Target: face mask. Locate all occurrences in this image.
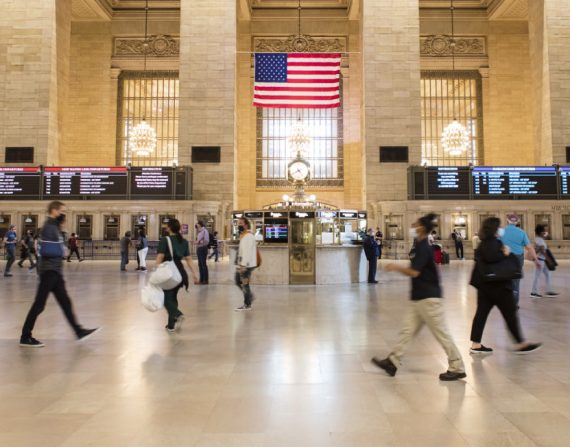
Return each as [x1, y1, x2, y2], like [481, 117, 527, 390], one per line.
[543, 233, 548, 238]
[238, 225, 245, 233]
[408, 227, 417, 239]
[56, 213, 66, 223]
[498, 227, 505, 238]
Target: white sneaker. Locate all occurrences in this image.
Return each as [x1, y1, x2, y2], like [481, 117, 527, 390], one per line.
[234, 305, 252, 312]
[174, 315, 185, 331]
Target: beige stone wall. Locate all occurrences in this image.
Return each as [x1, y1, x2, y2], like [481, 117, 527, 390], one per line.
[60, 22, 116, 166]
[178, 0, 235, 203]
[0, 0, 61, 165]
[484, 22, 535, 166]
[363, 0, 422, 206]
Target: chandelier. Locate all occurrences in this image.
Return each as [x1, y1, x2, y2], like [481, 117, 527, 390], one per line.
[129, 0, 156, 158]
[287, 118, 311, 158]
[441, 0, 469, 157]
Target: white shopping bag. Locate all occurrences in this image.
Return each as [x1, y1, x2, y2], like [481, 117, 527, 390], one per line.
[141, 283, 164, 312]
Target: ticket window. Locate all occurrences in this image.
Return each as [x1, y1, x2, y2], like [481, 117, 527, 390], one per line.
[385, 215, 404, 240]
[452, 215, 468, 240]
[0, 215, 11, 239]
[22, 215, 39, 235]
[316, 213, 339, 246]
[104, 215, 120, 241]
[159, 215, 176, 239]
[77, 215, 93, 240]
[535, 214, 552, 240]
[132, 215, 147, 238]
[562, 215, 570, 240]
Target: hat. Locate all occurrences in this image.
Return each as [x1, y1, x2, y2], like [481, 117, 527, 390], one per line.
[506, 214, 520, 224]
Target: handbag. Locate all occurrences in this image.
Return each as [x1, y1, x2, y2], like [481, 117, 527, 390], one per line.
[149, 236, 182, 290]
[141, 283, 164, 312]
[544, 249, 558, 271]
[39, 239, 64, 258]
[477, 253, 522, 282]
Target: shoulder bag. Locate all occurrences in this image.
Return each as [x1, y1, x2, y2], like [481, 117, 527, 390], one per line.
[477, 253, 522, 283]
[149, 236, 183, 290]
[39, 239, 64, 258]
[544, 248, 558, 271]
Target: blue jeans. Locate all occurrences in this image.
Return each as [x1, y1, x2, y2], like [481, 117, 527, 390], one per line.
[512, 254, 525, 305]
[5, 247, 15, 274]
[120, 251, 128, 271]
[197, 246, 209, 283]
[235, 268, 254, 306]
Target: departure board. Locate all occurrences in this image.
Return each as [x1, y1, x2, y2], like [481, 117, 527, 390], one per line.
[560, 167, 570, 196]
[43, 167, 128, 199]
[427, 167, 470, 198]
[130, 167, 175, 199]
[0, 167, 42, 199]
[472, 167, 558, 198]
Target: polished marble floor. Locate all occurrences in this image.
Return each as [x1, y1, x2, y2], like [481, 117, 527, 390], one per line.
[1, 259, 570, 446]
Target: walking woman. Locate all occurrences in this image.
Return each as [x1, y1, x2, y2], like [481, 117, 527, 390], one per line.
[137, 228, 148, 272]
[155, 219, 199, 332]
[530, 224, 559, 298]
[469, 217, 542, 355]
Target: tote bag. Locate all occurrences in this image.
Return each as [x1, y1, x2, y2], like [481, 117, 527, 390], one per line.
[149, 236, 182, 290]
[141, 283, 164, 312]
[478, 253, 522, 283]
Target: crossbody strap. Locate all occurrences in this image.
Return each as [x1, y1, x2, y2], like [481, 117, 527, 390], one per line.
[166, 236, 174, 260]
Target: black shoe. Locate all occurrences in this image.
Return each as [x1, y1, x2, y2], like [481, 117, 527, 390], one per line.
[77, 327, 101, 342]
[439, 371, 467, 381]
[368, 280, 378, 284]
[135, 267, 141, 271]
[140, 267, 147, 271]
[530, 293, 542, 298]
[66, 260, 72, 263]
[19, 336, 44, 348]
[4, 273, 12, 277]
[546, 292, 560, 297]
[165, 325, 175, 333]
[371, 357, 397, 377]
[514, 343, 542, 355]
[470, 345, 493, 355]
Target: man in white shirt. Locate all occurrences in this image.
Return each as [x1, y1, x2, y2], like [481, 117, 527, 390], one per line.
[235, 217, 257, 311]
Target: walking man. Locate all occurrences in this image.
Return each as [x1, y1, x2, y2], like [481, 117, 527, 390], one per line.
[371, 213, 466, 381]
[3, 224, 17, 277]
[66, 233, 82, 262]
[500, 214, 540, 306]
[363, 228, 380, 284]
[235, 217, 257, 311]
[120, 231, 132, 271]
[195, 220, 209, 284]
[20, 201, 99, 348]
[208, 231, 219, 262]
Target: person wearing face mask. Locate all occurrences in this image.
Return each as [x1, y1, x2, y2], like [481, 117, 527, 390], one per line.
[19, 201, 100, 348]
[371, 213, 467, 381]
[235, 217, 257, 311]
[531, 225, 559, 298]
[469, 217, 542, 355]
[500, 214, 540, 306]
[194, 220, 210, 284]
[363, 228, 380, 284]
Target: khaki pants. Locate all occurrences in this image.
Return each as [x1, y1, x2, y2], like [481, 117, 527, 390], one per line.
[389, 298, 465, 374]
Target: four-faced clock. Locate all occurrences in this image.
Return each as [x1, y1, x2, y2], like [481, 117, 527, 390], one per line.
[288, 159, 311, 182]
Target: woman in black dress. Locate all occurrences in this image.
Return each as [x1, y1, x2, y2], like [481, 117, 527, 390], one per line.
[469, 217, 542, 354]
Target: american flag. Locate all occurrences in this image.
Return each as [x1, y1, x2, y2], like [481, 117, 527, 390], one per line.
[253, 53, 341, 109]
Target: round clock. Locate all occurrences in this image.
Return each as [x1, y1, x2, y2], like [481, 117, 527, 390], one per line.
[288, 160, 310, 182]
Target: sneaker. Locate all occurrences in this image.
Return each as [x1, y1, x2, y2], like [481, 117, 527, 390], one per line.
[530, 293, 542, 298]
[470, 345, 493, 355]
[3, 273, 12, 277]
[140, 267, 147, 272]
[76, 327, 101, 342]
[439, 371, 467, 381]
[165, 325, 175, 333]
[19, 337, 44, 348]
[174, 315, 185, 331]
[234, 305, 252, 312]
[546, 292, 560, 297]
[371, 357, 397, 377]
[514, 343, 543, 355]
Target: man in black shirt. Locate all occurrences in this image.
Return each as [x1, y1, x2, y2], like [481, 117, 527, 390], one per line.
[371, 213, 466, 381]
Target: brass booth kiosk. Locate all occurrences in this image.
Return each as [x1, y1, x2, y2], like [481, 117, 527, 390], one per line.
[228, 208, 369, 285]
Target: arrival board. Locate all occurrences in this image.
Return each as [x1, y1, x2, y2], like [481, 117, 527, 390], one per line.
[472, 166, 558, 198]
[0, 167, 42, 199]
[43, 167, 128, 199]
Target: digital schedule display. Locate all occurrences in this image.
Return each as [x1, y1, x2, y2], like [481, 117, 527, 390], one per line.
[130, 167, 175, 199]
[472, 167, 558, 199]
[264, 224, 288, 242]
[43, 167, 128, 199]
[427, 167, 470, 198]
[560, 167, 570, 197]
[0, 167, 41, 199]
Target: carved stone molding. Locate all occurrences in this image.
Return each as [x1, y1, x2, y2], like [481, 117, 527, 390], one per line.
[421, 35, 486, 57]
[114, 35, 180, 57]
[254, 34, 346, 53]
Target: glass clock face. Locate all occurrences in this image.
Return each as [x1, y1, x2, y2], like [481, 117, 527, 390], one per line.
[289, 161, 309, 181]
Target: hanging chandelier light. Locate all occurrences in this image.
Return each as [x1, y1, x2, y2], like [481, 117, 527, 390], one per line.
[129, 0, 156, 158]
[441, 0, 469, 157]
[287, 118, 312, 158]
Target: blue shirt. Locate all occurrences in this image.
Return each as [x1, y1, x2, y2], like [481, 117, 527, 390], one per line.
[4, 230, 17, 249]
[501, 224, 530, 256]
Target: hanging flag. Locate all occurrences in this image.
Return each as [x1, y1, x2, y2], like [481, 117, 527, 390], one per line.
[253, 53, 341, 109]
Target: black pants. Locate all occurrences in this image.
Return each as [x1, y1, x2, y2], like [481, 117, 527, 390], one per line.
[164, 285, 183, 329]
[378, 246, 382, 260]
[470, 288, 524, 344]
[367, 256, 377, 282]
[455, 242, 464, 259]
[235, 268, 254, 306]
[197, 246, 209, 283]
[67, 247, 81, 261]
[21, 270, 82, 338]
[5, 248, 15, 273]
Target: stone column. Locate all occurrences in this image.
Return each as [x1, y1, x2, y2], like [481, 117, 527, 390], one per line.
[178, 0, 236, 203]
[362, 0, 422, 206]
